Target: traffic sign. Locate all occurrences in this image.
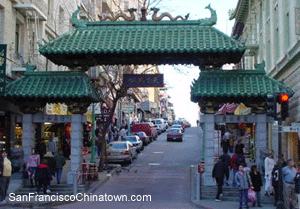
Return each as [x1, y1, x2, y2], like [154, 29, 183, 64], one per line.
[281, 126, 300, 132]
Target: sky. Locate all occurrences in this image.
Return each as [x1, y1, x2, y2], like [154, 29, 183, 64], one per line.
[156, 0, 239, 126]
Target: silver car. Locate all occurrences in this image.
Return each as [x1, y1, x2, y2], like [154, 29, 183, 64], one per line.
[123, 136, 143, 152]
[106, 141, 137, 164]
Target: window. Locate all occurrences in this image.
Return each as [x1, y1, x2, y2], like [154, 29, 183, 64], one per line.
[0, 6, 4, 44]
[124, 1, 129, 12]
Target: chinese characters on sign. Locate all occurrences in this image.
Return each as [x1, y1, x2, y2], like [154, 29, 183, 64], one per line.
[123, 74, 164, 87]
[0, 45, 7, 96]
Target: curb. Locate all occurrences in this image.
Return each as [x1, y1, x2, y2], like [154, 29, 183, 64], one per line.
[5, 166, 120, 208]
[191, 199, 215, 209]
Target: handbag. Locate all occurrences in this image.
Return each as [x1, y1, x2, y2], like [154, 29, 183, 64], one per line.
[247, 187, 256, 203]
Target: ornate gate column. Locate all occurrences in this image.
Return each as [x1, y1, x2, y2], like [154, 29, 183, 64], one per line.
[200, 114, 215, 186]
[67, 114, 84, 184]
[255, 114, 268, 171]
[22, 114, 35, 165]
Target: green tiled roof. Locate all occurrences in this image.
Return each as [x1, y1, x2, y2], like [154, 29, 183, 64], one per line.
[5, 71, 100, 103]
[39, 20, 245, 67]
[229, 0, 249, 22]
[191, 69, 294, 103]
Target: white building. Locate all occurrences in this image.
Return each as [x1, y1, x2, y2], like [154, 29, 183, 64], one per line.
[230, 0, 300, 160]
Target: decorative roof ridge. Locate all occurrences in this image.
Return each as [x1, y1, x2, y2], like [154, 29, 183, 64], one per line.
[71, 4, 217, 28]
[229, 0, 249, 22]
[24, 71, 87, 76]
[84, 19, 214, 27]
[200, 69, 266, 75]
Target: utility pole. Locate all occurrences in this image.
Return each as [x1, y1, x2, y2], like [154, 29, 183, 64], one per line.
[276, 118, 283, 209]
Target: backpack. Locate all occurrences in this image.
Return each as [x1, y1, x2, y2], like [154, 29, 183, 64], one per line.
[236, 154, 244, 167]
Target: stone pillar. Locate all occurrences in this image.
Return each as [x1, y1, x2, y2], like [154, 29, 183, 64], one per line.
[67, 114, 84, 184]
[201, 114, 215, 186]
[22, 114, 35, 164]
[255, 114, 268, 172]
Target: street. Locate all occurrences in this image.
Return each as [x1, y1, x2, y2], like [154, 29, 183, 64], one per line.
[56, 127, 201, 209]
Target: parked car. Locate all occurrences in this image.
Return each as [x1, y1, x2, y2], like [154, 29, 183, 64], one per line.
[123, 136, 143, 152]
[171, 124, 184, 133]
[106, 141, 137, 164]
[154, 124, 162, 135]
[152, 118, 166, 132]
[131, 123, 157, 141]
[134, 132, 150, 146]
[167, 128, 183, 142]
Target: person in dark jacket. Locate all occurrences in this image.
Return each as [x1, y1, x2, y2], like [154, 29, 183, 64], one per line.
[230, 152, 246, 187]
[249, 165, 263, 207]
[272, 163, 279, 206]
[34, 159, 52, 194]
[43, 151, 56, 193]
[220, 152, 231, 186]
[54, 150, 66, 184]
[212, 157, 229, 201]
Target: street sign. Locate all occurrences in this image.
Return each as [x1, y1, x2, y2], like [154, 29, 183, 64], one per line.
[281, 126, 300, 132]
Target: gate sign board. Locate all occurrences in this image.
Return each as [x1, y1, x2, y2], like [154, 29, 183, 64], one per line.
[281, 126, 300, 132]
[123, 74, 164, 87]
[0, 45, 7, 96]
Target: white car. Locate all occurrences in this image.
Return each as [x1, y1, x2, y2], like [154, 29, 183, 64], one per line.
[106, 141, 137, 164]
[123, 136, 143, 152]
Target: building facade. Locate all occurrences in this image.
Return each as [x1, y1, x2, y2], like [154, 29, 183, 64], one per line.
[231, 0, 300, 162]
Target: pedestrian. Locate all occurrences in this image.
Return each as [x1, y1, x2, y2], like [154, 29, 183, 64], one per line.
[35, 139, 46, 160]
[26, 148, 40, 187]
[294, 164, 300, 209]
[235, 164, 252, 209]
[264, 151, 275, 196]
[221, 133, 230, 154]
[0, 150, 12, 205]
[54, 150, 66, 184]
[271, 162, 279, 206]
[235, 138, 245, 155]
[119, 127, 126, 140]
[249, 165, 263, 207]
[46, 137, 57, 155]
[34, 159, 52, 194]
[230, 151, 246, 187]
[220, 151, 231, 186]
[43, 151, 56, 193]
[212, 157, 229, 201]
[282, 159, 297, 209]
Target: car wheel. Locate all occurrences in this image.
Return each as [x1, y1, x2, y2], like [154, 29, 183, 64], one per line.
[141, 146, 144, 151]
[127, 156, 133, 164]
[134, 153, 138, 159]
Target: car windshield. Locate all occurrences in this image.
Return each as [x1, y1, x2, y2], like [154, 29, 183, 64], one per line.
[173, 125, 181, 128]
[124, 136, 137, 142]
[136, 132, 145, 136]
[155, 120, 162, 124]
[170, 129, 180, 133]
[110, 143, 127, 149]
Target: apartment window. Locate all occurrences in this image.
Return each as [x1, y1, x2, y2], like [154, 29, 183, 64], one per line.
[0, 6, 4, 44]
[284, 13, 290, 51]
[59, 7, 64, 33]
[15, 24, 20, 53]
[124, 1, 129, 12]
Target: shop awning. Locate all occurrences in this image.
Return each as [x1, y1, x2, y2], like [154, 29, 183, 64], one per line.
[191, 63, 294, 103]
[39, 8, 245, 68]
[5, 71, 100, 104]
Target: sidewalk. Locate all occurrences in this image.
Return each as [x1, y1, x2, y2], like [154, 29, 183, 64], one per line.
[3, 153, 120, 208]
[193, 200, 275, 209]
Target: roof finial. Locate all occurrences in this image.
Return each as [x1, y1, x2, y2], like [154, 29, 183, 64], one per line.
[98, 8, 137, 22]
[198, 4, 217, 26]
[150, 8, 189, 22]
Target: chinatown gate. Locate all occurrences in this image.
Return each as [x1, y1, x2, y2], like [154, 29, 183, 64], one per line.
[5, 5, 293, 185]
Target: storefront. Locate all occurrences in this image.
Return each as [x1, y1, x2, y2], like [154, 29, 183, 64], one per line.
[191, 64, 294, 186]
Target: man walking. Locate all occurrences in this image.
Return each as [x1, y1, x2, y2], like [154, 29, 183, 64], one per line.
[0, 150, 12, 204]
[282, 159, 297, 209]
[212, 157, 229, 201]
[264, 151, 275, 196]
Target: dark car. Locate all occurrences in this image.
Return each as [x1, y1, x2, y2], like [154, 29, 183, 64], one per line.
[134, 132, 150, 146]
[167, 128, 183, 142]
[131, 123, 157, 141]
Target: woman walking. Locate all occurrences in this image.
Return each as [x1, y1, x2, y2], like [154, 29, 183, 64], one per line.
[26, 148, 40, 187]
[249, 165, 263, 207]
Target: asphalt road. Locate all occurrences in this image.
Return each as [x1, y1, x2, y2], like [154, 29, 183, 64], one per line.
[56, 127, 202, 209]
